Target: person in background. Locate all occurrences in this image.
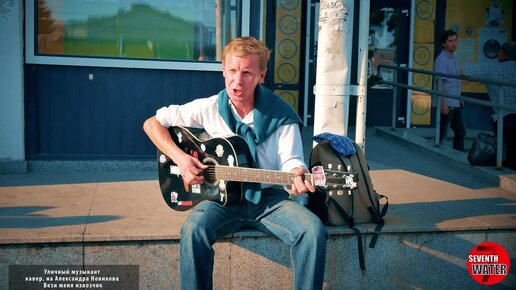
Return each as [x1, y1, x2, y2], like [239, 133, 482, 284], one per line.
[143, 37, 328, 290]
[463, 41, 516, 170]
[434, 29, 466, 151]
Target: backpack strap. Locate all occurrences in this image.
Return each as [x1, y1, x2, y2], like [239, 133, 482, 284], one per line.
[328, 198, 366, 271]
[352, 143, 389, 223]
[368, 222, 385, 249]
[377, 193, 389, 219]
[327, 198, 354, 228]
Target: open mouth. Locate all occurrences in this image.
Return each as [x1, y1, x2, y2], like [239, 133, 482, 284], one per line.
[232, 89, 242, 97]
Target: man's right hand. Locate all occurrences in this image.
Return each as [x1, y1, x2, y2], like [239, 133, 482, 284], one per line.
[441, 105, 449, 115]
[441, 98, 449, 115]
[174, 153, 208, 185]
[143, 116, 208, 185]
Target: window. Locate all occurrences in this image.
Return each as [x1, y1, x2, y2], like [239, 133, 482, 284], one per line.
[27, 0, 251, 70]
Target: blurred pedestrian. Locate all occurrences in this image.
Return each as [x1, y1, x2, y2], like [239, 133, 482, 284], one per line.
[464, 41, 516, 169]
[434, 29, 466, 151]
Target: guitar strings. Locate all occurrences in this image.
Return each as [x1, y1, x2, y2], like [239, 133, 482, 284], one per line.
[202, 166, 217, 179]
[199, 165, 304, 184]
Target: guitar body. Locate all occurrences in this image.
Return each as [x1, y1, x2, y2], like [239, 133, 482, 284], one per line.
[157, 126, 254, 211]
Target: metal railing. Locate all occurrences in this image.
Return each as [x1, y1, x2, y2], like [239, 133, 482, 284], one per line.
[377, 64, 516, 169]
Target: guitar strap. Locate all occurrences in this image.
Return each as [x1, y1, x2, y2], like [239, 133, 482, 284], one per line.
[217, 84, 302, 204]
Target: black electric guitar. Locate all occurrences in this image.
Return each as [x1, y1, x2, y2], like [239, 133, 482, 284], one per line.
[157, 126, 357, 211]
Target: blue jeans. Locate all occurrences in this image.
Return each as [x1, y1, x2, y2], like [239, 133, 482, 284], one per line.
[180, 187, 328, 290]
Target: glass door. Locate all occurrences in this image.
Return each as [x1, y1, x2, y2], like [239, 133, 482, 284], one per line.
[367, 0, 411, 126]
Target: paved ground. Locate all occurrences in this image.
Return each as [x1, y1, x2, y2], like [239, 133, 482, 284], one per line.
[0, 126, 514, 245]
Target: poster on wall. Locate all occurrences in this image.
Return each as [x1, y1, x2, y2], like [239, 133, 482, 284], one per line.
[273, 0, 302, 112]
[411, 0, 436, 125]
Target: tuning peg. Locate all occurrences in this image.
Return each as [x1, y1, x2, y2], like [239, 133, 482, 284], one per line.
[329, 191, 333, 196]
[337, 164, 342, 171]
[328, 164, 332, 170]
[348, 190, 352, 195]
[337, 190, 344, 195]
[347, 165, 351, 171]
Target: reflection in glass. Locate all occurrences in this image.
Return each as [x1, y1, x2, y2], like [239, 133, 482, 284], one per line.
[36, 0, 242, 62]
[368, 7, 401, 87]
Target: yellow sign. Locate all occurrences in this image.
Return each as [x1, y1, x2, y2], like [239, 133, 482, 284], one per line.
[275, 90, 299, 112]
[411, 92, 432, 125]
[274, 0, 301, 85]
[273, 0, 302, 114]
[411, 0, 436, 125]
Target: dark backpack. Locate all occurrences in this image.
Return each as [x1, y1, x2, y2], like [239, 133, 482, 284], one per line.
[467, 132, 505, 166]
[308, 139, 388, 270]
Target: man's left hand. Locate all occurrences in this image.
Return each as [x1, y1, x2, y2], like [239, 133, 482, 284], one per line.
[290, 167, 316, 194]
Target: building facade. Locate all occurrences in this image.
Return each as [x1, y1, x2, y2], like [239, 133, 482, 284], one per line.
[0, 0, 514, 168]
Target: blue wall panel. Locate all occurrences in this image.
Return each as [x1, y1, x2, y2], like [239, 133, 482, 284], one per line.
[26, 65, 223, 159]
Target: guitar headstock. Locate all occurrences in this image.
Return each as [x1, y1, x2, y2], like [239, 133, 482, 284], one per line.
[311, 165, 358, 195]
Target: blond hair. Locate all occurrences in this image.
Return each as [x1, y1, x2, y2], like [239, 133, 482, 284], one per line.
[222, 37, 271, 71]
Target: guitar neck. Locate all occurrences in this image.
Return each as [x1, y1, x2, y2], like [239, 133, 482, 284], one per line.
[211, 165, 312, 185]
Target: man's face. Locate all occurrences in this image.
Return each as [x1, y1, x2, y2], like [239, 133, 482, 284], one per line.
[222, 54, 266, 106]
[443, 34, 458, 53]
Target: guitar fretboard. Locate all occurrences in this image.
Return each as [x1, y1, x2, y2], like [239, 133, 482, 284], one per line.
[206, 165, 313, 185]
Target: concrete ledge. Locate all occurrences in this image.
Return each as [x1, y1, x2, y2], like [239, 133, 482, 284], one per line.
[0, 160, 27, 174]
[1, 159, 156, 174]
[1, 231, 514, 289]
[28, 160, 155, 173]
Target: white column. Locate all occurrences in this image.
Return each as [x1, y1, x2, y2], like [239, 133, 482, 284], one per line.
[313, 0, 354, 139]
[0, 0, 25, 164]
[354, 0, 370, 150]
